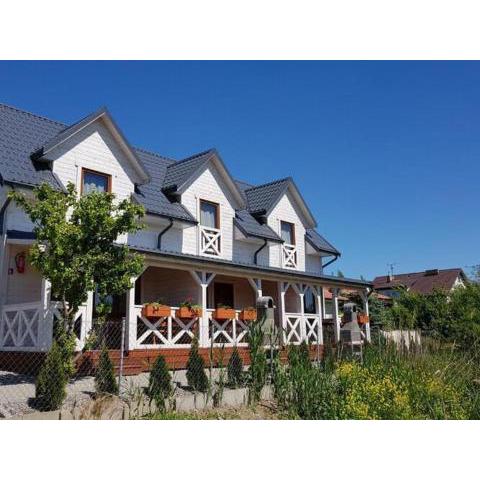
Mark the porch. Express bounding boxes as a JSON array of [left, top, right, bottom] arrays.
[[0, 246, 371, 369]]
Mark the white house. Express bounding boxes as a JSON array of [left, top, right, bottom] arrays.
[[0, 103, 371, 370]]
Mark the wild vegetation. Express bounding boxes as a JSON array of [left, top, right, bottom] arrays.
[[273, 339, 480, 419]]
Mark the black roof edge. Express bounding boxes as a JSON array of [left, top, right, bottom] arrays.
[[145, 209, 198, 225], [233, 217, 283, 243], [305, 234, 341, 256], [7, 229, 36, 240], [129, 244, 372, 288]]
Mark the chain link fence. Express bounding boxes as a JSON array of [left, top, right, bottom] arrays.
[[0, 314, 329, 419]]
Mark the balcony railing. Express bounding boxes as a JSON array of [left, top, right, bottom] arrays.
[[200, 225, 221, 256], [282, 243, 297, 268]]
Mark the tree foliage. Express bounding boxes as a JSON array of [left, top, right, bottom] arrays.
[[9, 182, 145, 329], [186, 337, 208, 392], [227, 346, 244, 387], [35, 341, 68, 411], [95, 343, 119, 396], [147, 354, 172, 405]]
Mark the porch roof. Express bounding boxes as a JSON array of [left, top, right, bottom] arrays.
[[127, 243, 372, 289]]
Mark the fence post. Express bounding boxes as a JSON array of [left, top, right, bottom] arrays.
[[118, 316, 126, 396]]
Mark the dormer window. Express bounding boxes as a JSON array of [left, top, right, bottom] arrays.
[[199, 199, 221, 256], [200, 200, 219, 229], [280, 221, 295, 245], [81, 168, 111, 195]]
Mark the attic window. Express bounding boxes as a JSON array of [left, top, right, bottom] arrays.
[[81, 168, 111, 195], [200, 200, 219, 229], [280, 221, 295, 245]]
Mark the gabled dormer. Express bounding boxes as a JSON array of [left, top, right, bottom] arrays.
[[31, 107, 150, 200], [162, 149, 246, 260], [243, 178, 339, 272]]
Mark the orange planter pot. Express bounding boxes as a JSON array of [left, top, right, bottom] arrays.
[[214, 308, 236, 320], [239, 309, 257, 321], [357, 314, 369, 324], [177, 307, 202, 319], [142, 304, 171, 318]]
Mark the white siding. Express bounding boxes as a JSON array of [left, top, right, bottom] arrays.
[[232, 239, 270, 266], [128, 226, 184, 252], [305, 254, 323, 274], [266, 190, 307, 271], [4, 244, 42, 304], [180, 165, 237, 260], [4, 187, 36, 233], [49, 119, 140, 201]]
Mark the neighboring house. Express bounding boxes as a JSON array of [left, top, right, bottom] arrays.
[[0, 104, 371, 368], [373, 268, 467, 298]]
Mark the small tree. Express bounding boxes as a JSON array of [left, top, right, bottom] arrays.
[[35, 341, 67, 411], [95, 343, 118, 396], [147, 354, 172, 406], [10, 183, 144, 380], [227, 346, 244, 387], [186, 337, 208, 392], [9, 183, 144, 334]]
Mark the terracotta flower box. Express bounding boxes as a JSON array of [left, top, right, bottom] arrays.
[[177, 306, 202, 319], [239, 309, 257, 321], [357, 314, 369, 324], [213, 308, 236, 321], [142, 304, 171, 318]]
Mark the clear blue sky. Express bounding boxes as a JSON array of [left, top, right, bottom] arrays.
[[0, 61, 478, 280]]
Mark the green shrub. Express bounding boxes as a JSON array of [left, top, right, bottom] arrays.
[[227, 346, 244, 387], [186, 337, 208, 392], [147, 354, 172, 405], [95, 343, 118, 396], [35, 341, 68, 411]]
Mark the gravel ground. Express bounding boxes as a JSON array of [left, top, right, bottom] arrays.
[[0, 368, 223, 418]]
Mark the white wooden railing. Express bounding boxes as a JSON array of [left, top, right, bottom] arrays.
[[134, 306, 198, 349], [50, 302, 89, 351], [207, 309, 249, 347], [0, 301, 90, 352], [284, 313, 321, 345], [282, 243, 297, 268], [200, 226, 221, 256]]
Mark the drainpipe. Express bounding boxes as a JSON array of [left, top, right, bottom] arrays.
[[254, 238, 268, 265], [322, 254, 339, 270], [157, 218, 174, 250]]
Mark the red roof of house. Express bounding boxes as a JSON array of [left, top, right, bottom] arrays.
[[373, 268, 466, 295]]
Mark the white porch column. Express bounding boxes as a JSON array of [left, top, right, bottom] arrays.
[[360, 289, 372, 342], [332, 287, 341, 343], [278, 281, 287, 344], [84, 291, 94, 342], [40, 277, 53, 351], [126, 278, 137, 351], [293, 283, 306, 341], [190, 271, 216, 348], [247, 278, 262, 299], [314, 286, 324, 345]]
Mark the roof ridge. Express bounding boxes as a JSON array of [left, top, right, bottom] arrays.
[[244, 176, 292, 192], [0, 102, 67, 127], [171, 148, 216, 167], [134, 146, 177, 164]]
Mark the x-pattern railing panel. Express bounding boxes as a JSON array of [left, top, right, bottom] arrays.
[[305, 315, 320, 343], [282, 243, 297, 268], [135, 307, 197, 348], [208, 310, 248, 346], [200, 226, 221, 256], [51, 302, 87, 350], [285, 314, 302, 344], [0, 303, 41, 349]]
